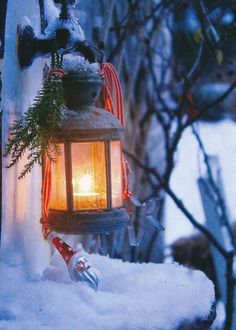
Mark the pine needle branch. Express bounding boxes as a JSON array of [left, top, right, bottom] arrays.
[[5, 53, 64, 179]]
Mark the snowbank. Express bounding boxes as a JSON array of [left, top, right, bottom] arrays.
[[0, 253, 215, 330]]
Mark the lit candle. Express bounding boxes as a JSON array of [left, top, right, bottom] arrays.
[[73, 172, 100, 210]]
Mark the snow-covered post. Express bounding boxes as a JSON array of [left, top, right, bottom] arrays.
[[1, 0, 50, 276]]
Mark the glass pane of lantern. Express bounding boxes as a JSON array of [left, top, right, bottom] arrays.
[[71, 142, 107, 210], [49, 144, 67, 210], [110, 141, 123, 208]]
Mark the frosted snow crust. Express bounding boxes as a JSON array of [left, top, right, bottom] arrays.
[[63, 54, 99, 74], [0, 253, 214, 330]]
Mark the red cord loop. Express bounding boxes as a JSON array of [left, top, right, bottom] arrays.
[[101, 63, 125, 126], [122, 157, 132, 199], [101, 63, 132, 199], [48, 68, 65, 79], [42, 68, 64, 238], [42, 157, 52, 238]]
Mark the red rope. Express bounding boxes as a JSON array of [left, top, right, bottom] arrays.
[[42, 157, 52, 238], [122, 158, 132, 199], [101, 63, 132, 199], [48, 68, 65, 79], [101, 63, 125, 126], [42, 158, 51, 220], [42, 68, 64, 238]]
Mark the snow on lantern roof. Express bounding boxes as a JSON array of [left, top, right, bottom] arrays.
[[0, 253, 215, 329], [63, 54, 99, 73]]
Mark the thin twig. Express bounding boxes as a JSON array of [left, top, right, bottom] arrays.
[[192, 125, 236, 250], [124, 149, 231, 259]]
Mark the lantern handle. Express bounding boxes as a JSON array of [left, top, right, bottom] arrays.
[[62, 41, 104, 64]]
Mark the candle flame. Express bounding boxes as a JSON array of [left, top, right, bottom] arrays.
[[78, 173, 93, 193], [73, 172, 96, 195]]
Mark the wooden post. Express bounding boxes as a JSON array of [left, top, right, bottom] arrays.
[[0, 0, 7, 245], [1, 0, 50, 275]]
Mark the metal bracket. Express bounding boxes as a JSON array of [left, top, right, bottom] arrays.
[[18, 0, 103, 68], [54, 0, 75, 20]]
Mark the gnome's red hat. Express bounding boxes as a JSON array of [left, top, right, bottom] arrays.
[[52, 237, 75, 265]]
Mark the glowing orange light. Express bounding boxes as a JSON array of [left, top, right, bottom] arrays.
[[73, 172, 99, 197], [49, 141, 123, 212], [71, 142, 107, 210]]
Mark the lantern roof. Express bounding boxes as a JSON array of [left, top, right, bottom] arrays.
[[54, 70, 124, 140], [58, 106, 123, 140]]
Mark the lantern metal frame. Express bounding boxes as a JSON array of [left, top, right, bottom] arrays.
[[41, 71, 128, 235], [44, 141, 128, 235]]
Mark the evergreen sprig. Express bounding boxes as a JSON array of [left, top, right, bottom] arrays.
[[5, 52, 64, 179]]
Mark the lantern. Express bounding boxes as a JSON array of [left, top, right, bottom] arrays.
[[42, 70, 128, 234]]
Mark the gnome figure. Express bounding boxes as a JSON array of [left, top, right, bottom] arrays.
[[49, 234, 99, 290]]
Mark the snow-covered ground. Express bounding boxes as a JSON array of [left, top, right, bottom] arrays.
[[165, 119, 236, 244], [0, 251, 214, 330]]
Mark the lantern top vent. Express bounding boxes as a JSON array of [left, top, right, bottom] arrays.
[[57, 70, 123, 140], [62, 70, 102, 107]]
